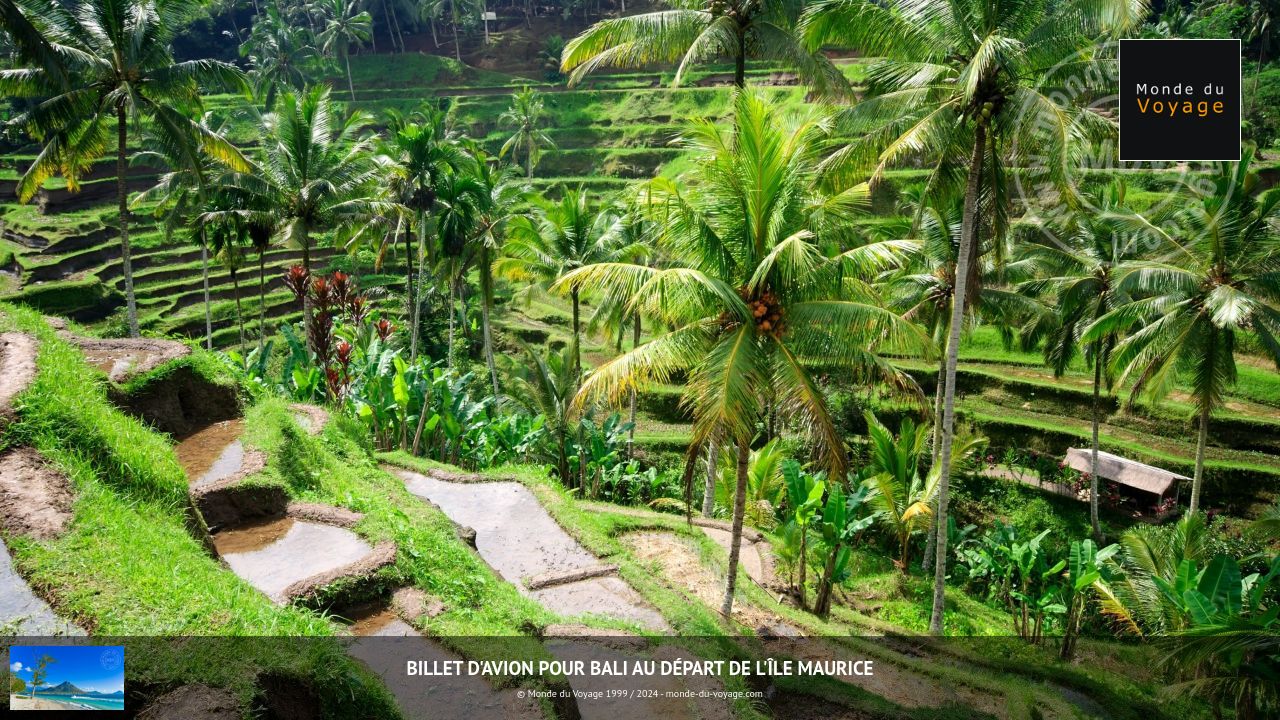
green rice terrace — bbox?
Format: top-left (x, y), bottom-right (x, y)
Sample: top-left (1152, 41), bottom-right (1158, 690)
top-left (2, 0), bottom-right (1279, 719)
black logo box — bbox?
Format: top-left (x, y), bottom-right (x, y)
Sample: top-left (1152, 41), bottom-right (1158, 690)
top-left (1119, 38), bottom-right (1241, 162)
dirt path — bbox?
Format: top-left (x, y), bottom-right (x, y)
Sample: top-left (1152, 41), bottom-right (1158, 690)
top-left (577, 502), bottom-right (777, 588)
top-left (290, 404), bottom-right (329, 435)
top-left (622, 531), bottom-right (796, 634)
top-left (0, 448), bottom-right (74, 539)
top-left (622, 531), bottom-right (1012, 717)
top-left (0, 332), bottom-right (38, 420)
top-left (397, 469), bottom-right (670, 631)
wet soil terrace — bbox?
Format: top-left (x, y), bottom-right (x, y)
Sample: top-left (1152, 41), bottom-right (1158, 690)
top-left (398, 469), bottom-right (669, 631)
top-left (212, 517), bottom-right (378, 603)
top-left (175, 419), bottom-right (264, 488)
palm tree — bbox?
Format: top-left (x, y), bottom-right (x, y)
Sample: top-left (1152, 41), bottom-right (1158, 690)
top-left (3, 0), bottom-right (247, 337)
top-left (1084, 152), bottom-right (1280, 516)
top-left (316, 0), bottom-right (373, 101)
top-left (557, 91), bottom-right (924, 617)
top-left (240, 5), bottom-right (317, 110)
top-left (132, 113), bottom-right (241, 350)
top-left (433, 168), bottom-right (485, 368)
top-left (804, 0), bottom-right (1148, 634)
top-left (208, 205), bottom-right (250, 353)
top-left (226, 86), bottom-right (382, 341)
top-left (378, 109), bottom-right (467, 361)
top-left (498, 187), bottom-right (644, 379)
top-left (503, 344), bottom-right (578, 482)
top-left (0, 0), bottom-right (70, 89)
top-left (499, 87), bottom-right (555, 178)
top-left (863, 411), bottom-right (984, 572)
top-left (886, 191), bottom-right (1042, 464)
top-left (561, 0), bottom-right (848, 94)
top-left (466, 149), bottom-right (528, 397)
top-left (1021, 182), bottom-right (1145, 540)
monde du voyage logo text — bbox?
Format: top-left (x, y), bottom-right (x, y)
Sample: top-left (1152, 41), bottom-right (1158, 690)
top-left (1119, 38), bottom-right (1241, 162)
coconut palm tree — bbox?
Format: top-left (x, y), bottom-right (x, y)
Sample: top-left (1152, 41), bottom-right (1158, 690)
top-left (240, 7), bottom-right (317, 111)
top-left (316, 0), bottom-right (373, 101)
top-left (1084, 152), bottom-right (1280, 516)
top-left (561, 0), bottom-right (848, 95)
top-left (208, 205), bottom-right (251, 353)
top-left (557, 91), bottom-right (925, 617)
top-left (3, 0), bottom-right (247, 338)
top-left (499, 86), bottom-right (555, 178)
top-left (503, 343), bottom-right (578, 482)
top-left (1021, 181), bottom-right (1146, 540)
top-left (0, 0), bottom-right (70, 89)
top-left (498, 187), bottom-right (645, 379)
top-left (804, 0), bottom-right (1148, 634)
top-left (225, 86), bottom-right (382, 341)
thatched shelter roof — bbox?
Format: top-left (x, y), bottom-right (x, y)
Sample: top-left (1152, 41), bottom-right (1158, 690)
top-left (1064, 448), bottom-right (1189, 496)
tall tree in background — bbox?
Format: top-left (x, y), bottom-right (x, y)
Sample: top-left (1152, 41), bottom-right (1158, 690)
top-left (317, 0), bottom-right (373, 100)
top-left (227, 86), bottom-right (381, 341)
top-left (379, 109), bottom-right (466, 361)
top-left (561, 0), bottom-right (849, 94)
top-left (1023, 182), bottom-right (1145, 540)
top-left (1086, 152), bottom-right (1280, 516)
top-left (240, 5), bottom-right (316, 110)
top-left (3, 0), bottom-right (247, 337)
top-left (133, 113), bottom-right (242, 350)
top-left (558, 91), bottom-right (924, 617)
top-left (804, 0), bottom-right (1148, 634)
top-left (499, 187), bottom-right (643, 379)
top-left (499, 87), bottom-right (555, 178)
top-left (466, 148), bottom-right (528, 396)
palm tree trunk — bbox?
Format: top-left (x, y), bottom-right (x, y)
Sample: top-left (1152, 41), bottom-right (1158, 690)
top-left (232, 268), bottom-right (245, 353)
top-left (923, 329), bottom-right (947, 573)
top-left (628, 313), bottom-right (640, 453)
top-left (702, 438), bottom-right (718, 517)
top-left (1089, 344), bottom-right (1103, 541)
top-left (721, 439), bottom-right (750, 617)
top-left (408, 218), bottom-right (420, 362)
top-left (571, 287), bottom-right (581, 380)
top-left (734, 29), bottom-right (745, 88)
top-left (929, 119), bottom-right (986, 636)
top-left (1191, 398), bottom-right (1210, 516)
top-left (301, 228), bottom-right (313, 339)
top-left (258, 250), bottom-right (267, 353)
top-left (481, 246), bottom-right (500, 397)
top-left (447, 276), bottom-right (457, 371)
top-left (201, 230), bottom-right (212, 350)
top-left (117, 107), bottom-right (140, 338)
top-left (453, 16), bottom-right (461, 62)
top-left (345, 52), bottom-right (356, 101)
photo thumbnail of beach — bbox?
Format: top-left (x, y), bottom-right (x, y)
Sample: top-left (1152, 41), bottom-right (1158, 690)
top-left (7, 645), bottom-right (124, 712)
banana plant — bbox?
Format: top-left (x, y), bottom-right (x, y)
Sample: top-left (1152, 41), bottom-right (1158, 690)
top-left (1009, 529), bottom-right (1067, 643)
top-left (1060, 539), bottom-right (1120, 659)
top-left (782, 459), bottom-right (825, 609)
top-left (814, 480), bottom-right (876, 617)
